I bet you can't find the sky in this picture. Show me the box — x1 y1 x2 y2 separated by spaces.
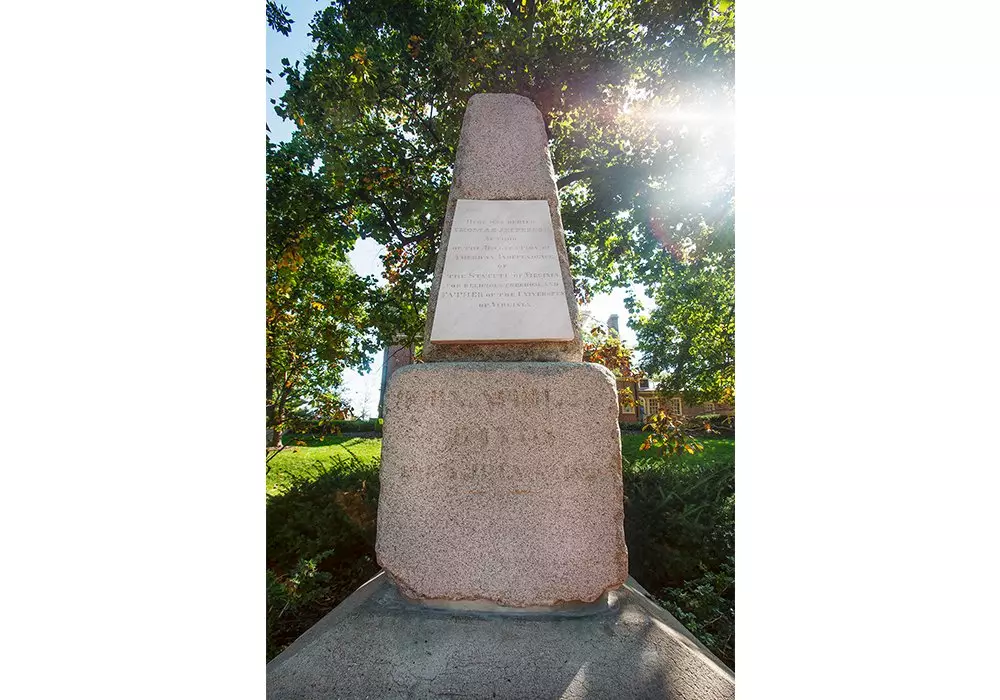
267 1 643 417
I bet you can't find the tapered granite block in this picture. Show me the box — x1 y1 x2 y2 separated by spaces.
375 362 628 607
422 93 583 362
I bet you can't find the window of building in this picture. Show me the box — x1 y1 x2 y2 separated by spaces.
670 397 682 415
638 378 650 390
622 399 635 414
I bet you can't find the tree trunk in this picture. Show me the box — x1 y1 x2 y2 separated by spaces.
266 379 284 448
266 425 283 448
266 402 285 447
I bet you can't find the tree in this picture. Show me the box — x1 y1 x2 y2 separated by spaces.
266 1 294 36
274 0 735 334
266 137 380 446
632 213 734 405
267 1 295 89
582 323 644 410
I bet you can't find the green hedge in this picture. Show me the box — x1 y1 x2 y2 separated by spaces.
282 418 384 438
331 418 383 434
623 455 734 666
266 457 381 660
620 417 735 435
267 452 735 668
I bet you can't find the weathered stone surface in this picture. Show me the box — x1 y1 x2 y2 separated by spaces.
267 572 736 700
422 93 583 362
375 362 627 606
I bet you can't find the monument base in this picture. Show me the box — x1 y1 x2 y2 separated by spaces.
267 572 735 700
377 362 628 607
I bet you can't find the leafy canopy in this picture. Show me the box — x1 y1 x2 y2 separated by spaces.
266 1 294 36
275 0 734 320
269 0 735 403
633 218 734 405
266 137 382 439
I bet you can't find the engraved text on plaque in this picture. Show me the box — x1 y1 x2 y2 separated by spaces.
429 199 574 343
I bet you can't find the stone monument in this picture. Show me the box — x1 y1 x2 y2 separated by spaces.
267 94 734 699
375 93 627 607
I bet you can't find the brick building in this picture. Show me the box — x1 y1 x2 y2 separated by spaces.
602 314 732 423
615 376 733 424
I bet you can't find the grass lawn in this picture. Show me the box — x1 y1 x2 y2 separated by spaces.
621 432 734 465
266 435 382 495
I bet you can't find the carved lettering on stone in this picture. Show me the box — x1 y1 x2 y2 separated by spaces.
376 362 628 607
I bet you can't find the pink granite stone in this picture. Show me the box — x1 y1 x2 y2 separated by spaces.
375 362 628 607
422 93 583 363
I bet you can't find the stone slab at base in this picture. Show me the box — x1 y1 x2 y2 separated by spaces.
267 572 735 700
376 362 627 606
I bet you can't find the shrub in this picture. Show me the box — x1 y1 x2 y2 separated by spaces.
266 457 381 660
623 454 734 668
640 410 705 457
690 412 736 434
267 551 336 659
279 418 384 443
656 555 734 668
331 418 383 434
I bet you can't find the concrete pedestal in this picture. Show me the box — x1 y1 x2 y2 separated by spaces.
267 572 734 700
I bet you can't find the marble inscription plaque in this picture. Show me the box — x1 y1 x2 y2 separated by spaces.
429 199 574 343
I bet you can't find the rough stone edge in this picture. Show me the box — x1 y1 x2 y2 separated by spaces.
386 359 618 383
392 579 618 618
383 567 627 609
422 93 583 363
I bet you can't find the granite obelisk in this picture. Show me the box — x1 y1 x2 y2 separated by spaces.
375 93 627 606
422 93 584 363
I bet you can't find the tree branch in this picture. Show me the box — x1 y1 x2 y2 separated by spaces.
557 163 632 189
361 191 434 245
399 98 442 146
